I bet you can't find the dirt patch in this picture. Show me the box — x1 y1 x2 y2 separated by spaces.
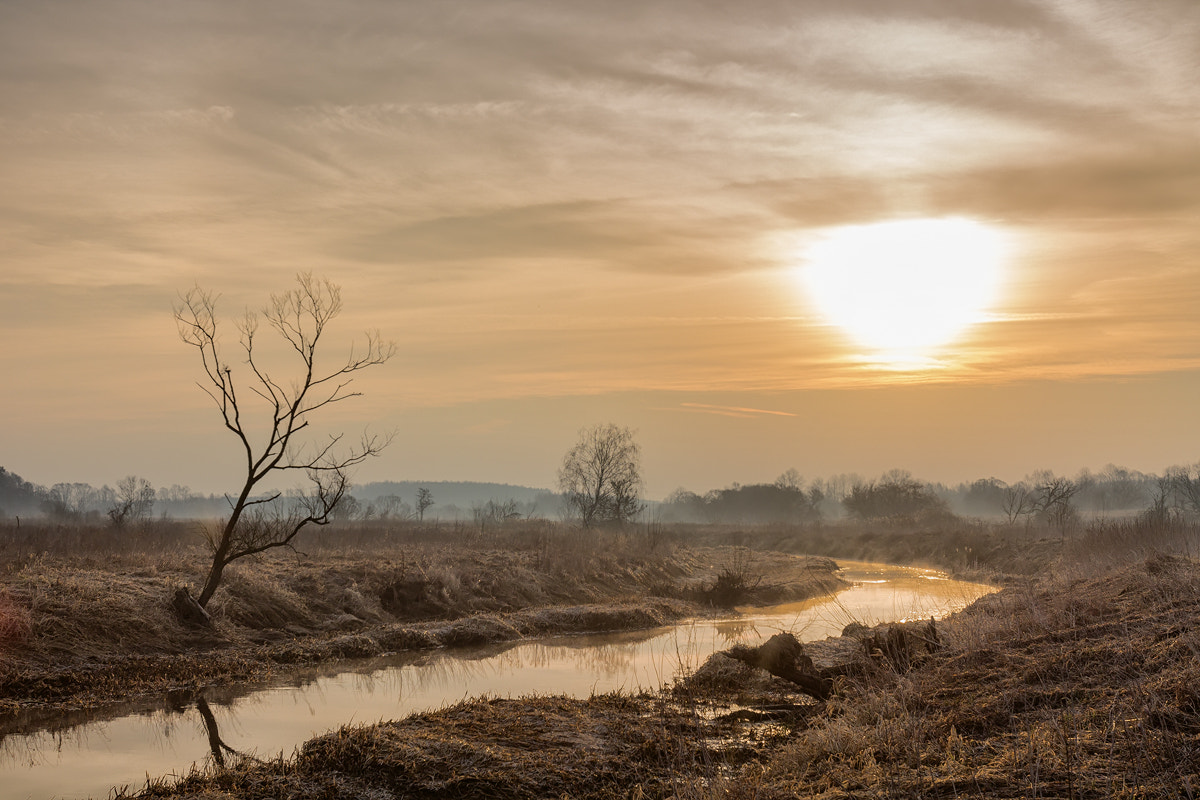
724 632 831 700
378 577 446 619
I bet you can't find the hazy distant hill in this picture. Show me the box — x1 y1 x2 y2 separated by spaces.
355 480 561 519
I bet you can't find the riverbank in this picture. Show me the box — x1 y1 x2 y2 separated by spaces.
0 523 845 718
12 515 1193 799
127 547 1200 799
679 520 1065 579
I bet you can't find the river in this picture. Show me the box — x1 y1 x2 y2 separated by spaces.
3 561 995 800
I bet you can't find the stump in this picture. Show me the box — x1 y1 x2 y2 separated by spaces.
172 586 213 628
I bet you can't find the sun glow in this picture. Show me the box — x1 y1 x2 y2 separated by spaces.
801 217 1007 359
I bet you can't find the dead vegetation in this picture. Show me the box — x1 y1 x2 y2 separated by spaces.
0 520 844 716
102 515 1200 800
131 693 717 800
753 551 1200 798
9 513 1199 798
681 520 1063 580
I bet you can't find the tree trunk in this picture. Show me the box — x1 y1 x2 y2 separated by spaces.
197 553 227 608
725 632 832 701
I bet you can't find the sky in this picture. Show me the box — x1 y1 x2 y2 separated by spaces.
2 0 1199 501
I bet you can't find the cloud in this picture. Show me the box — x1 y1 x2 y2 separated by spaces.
675 403 798 419
2 0 1199 420
335 198 776 277
740 144 1200 233
926 151 1200 219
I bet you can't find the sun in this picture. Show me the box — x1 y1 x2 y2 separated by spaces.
800 217 1007 358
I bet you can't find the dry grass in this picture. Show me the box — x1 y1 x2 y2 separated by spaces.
130 693 716 800
16 514 1200 798
0 587 32 648
0 518 844 718
8 554 205 663
117 515 1200 800
744 517 1200 799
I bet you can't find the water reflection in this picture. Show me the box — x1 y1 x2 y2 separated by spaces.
714 618 760 645
194 696 245 769
3 561 993 800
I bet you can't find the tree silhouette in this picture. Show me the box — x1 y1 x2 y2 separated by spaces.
416 487 435 521
175 273 394 608
558 424 644 527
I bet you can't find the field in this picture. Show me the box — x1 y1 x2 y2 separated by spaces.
3 514 1200 798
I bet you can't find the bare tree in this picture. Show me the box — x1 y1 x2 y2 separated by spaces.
175 273 395 608
376 494 411 520
558 423 645 527
416 487 435 521
472 498 521 532
1165 464 1200 517
45 482 101 522
107 476 155 528
1001 483 1036 525
330 494 363 522
1143 477 1174 526
158 484 194 503
774 468 803 491
1034 473 1079 534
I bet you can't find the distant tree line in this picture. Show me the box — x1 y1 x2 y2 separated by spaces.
658 462 1200 529
936 464 1162 518
7 459 1200 534
0 467 159 528
660 470 825 525
843 471 950 523
0 465 558 530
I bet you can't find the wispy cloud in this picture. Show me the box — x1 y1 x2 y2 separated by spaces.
673 403 798 419
2 0 1199 490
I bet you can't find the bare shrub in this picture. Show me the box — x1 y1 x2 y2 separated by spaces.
107 476 155 529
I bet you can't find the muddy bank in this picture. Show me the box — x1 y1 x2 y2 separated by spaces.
126 554 1200 800
134 693 731 800
0 599 695 721
0 541 843 717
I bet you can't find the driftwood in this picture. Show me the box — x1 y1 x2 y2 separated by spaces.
721 619 943 699
725 632 832 700
862 617 940 673
172 586 213 628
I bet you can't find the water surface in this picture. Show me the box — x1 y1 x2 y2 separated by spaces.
3 561 994 800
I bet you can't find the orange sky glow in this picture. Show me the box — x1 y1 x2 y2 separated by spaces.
2 1 1198 500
